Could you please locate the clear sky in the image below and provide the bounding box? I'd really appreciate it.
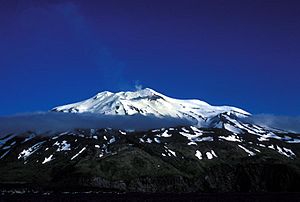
[0,0,299,116]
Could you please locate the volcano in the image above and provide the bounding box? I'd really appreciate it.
[1,88,300,193]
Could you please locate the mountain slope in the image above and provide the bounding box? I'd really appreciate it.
[51,88,285,138]
[1,126,300,193]
[52,88,249,125]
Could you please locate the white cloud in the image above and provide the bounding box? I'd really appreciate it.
[242,114,300,133]
[0,112,192,136]
[134,81,143,91]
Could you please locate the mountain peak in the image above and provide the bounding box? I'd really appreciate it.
[52,88,250,128]
[120,87,160,97]
[137,87,156,93]
[93,88,159,99]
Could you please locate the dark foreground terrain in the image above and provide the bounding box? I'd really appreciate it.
[1,126,300,194]
[1,192,300,202]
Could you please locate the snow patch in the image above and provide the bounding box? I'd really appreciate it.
[108,136,116,144]
[206,152,213,159]
[179,132,202,140]
[0,150,11,160]
[71,147,86,160]
[182,128,190,133]
[211,150,218,157]
[161,130,172,137]
[276,146,296,158]
[21,134,35,143]
[167,149,176,157]
[195,150,202,160]
[146,138,152,144]
[154,137,161,143]
[258,144,266,148]
[18,141,45,160]
[54,140,71,152]
[287,139,300,143]
[119,130,126,135]
[224,123,243,134]
[42,154,54,164]
[195,136,213,142]
[164,146,176,157]
[219,135,242,142]
[238,145,255,156]
[268,145,275,150]
[205,150,217,160]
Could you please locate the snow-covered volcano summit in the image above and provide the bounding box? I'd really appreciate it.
[52,88,250,126]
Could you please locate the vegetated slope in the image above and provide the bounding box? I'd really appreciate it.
[0,126,299,193]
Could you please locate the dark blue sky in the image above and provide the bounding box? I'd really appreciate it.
[0,0,299,115]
